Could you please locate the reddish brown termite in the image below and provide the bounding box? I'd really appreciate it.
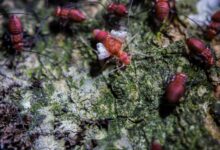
[186,38,215,67]
[89,1,128,18]
[153,0,176,23]
[106,2,128,17]
[211,10,220,22]
[150,140,163,150]
[154,0,171,22]
[93,29,131,66]
[7,15,24,52]
[84,1,129,28]
[54,6,86,22]
[165,73,187,103]
[206,10,220,40]
[1,13,56,75]
[2,14,46,53]
[93,29,109,42]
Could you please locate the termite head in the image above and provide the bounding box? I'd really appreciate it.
[206,22,220,40]
[107,3,117,12]
[119,51,131,65]
[206,28,217,40]
[8,15,23,34]
[54,6,62,17]
[93,29,109,42]
[211,10,220,22]
[175,73,188,83]
[107,3,128,17]
[69,9,86,22]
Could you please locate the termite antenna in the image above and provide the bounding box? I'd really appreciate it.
[103,64,125,76]
[127,0,134,33]
[129,51,155,58]
[78,35,98,55]
[32,15,50,44]
[171,10,205,33]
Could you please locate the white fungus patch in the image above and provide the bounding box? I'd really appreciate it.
[34,135,64,150]
[197,86,208,97]
[23,53,40,68]
[51,80,69,103]
[55,120,79,137]
[0,67,30,90]
[33,107,63,150]
[69,78,100,118]
[21,91,32,110]
[114,131,133,150]
[36,107,55,133]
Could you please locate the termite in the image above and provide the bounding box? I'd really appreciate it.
[85,1,129,28]
[106,2,128,17]
[186,38,215,67]
[211,10,220,22]
[54,6,86,23]
[0,13,58,80]
[2,14,47,54]
[50,2,88,34]
[93,29,131,66]
[153,0,176,23]
[154,0,171,22]
[188,10,220,40]
[164,73,187,103]
[89,1,128,17]
[206,10,220,40]
[150,140,163,150]
[4,15,25,53]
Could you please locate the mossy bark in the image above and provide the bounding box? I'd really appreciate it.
[0,0,220,149]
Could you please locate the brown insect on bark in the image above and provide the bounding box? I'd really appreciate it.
[153,0,177,24]
[54,6,86,23]
[186,38,215,67]
[164,72,187,103]
[2,14,35,54]
[206,10,220,40]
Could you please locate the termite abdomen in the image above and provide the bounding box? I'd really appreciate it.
[186,38,214,67]
[6,15,24,52]
[93,29,109,42]
[154,0,170,22]
[8,15,23,34]
[164,73,187,103]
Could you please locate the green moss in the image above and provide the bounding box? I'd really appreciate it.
[30,101,46,114]
[1,0,220,149]
[50,102,63,115]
